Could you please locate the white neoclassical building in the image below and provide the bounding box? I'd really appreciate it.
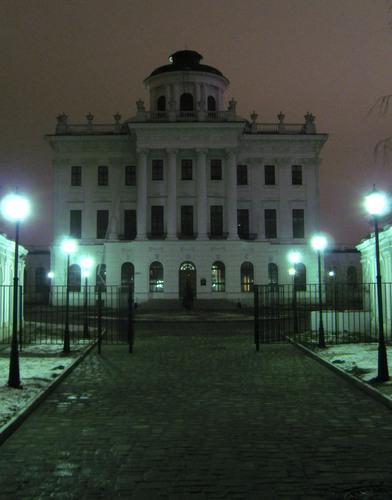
[46,50,328,305]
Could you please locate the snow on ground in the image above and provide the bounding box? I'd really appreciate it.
[313,343,392,399]
[0,344,86,430]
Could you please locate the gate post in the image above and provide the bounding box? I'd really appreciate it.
[97,288,102,354]
[128,285,134,354]
[254,286,260,352]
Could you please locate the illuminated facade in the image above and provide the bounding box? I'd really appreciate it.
[47,50,328,304]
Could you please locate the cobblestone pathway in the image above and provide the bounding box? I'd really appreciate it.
[0,327,392,499]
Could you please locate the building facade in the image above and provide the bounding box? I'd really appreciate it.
[47,50,328,305]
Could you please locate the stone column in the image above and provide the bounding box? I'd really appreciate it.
[196,149,208,240]
[226,149,238,240]
[167,149,178,239]
[136,149,148,239]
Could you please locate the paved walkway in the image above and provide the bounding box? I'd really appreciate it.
[0,325,392,499]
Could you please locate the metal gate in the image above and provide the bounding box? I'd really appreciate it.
[0,285,134,352]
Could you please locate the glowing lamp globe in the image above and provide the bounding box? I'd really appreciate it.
[1,194,31,222]
[328,270,335,277]
[47,271,55,279]
[61,238,77,255]
[288,267,296,276]
[80,257,93,277]
[311,235,328,252]
[288,251,302,264]
[364,190,388,216]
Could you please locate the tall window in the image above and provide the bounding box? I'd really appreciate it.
[292,209,305,238]
[211,261,225,292]
[181,206,194,236]
[241,262,254,292]
[97,210,109,239]
[149,261,164,292]
[121,262,134,288]
[237,165,248,185]
[181,159,193,180]
[264,209,277,239]
[35,267,47,293]
[180,93,194,111]
[125,165,136,186]
[210,159,222,180]
[124,210,136,240]
[151,206,164,236]
[98,166,109,186]
[152,159,164,180]
[70,210,82,239]
[95,264,106,292]
[71,166,81,186]
[210,205,223,236]
[157,95,166,111]
[292,165,302,185]
[207,96,216,111]
[268,263,279,285]
[237,209,249,239]
[347,266,358,286]
[69,264,81,292]
[264,165,275,185]
[294,263,306,291]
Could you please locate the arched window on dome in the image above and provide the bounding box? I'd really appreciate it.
[157,95,166,112]
[180,93,194,111]
[211,261,225,292]
[241,262,254,292]
[207,96,216,111]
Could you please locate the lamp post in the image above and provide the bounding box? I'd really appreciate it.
[0,193,31,388]
[328,270,338,343]
[61,238,77,354]
[47,271,54,306]
[311,234,328,348]
[80,257,93,338]
[364,186,390,382]
[288,251,302,335]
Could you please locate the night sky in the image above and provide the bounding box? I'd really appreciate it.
[1,0,392,248]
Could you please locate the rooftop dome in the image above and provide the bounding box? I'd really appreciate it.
[147,50,224,78]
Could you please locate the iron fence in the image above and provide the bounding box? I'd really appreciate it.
[254,283,392,348]
[0,285,134,351]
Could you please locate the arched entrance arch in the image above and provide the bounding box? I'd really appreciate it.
[179,261,197,299]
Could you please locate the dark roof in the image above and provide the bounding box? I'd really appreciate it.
[147,50,224,78]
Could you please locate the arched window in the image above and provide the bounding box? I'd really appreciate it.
[35,267,47,293]
[294,263,306,291]
[96,264,106,292]
[268,263,278,285]
[69,264,81,292]
[121,262,134,288]
[207,96,216,111]
[157,95,166,111]
[180,93,194,111]
[149,261,164,292]
[241,262,254,292]
[211,261,225,292]
[347,266,358,286]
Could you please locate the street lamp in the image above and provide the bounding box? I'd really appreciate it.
[0,192,31,388]
[61,238,77,353]
[80,256,93,338]
[328,270,338,343]
[288,251,302,335]
[364,185,390,382]
[311,234,328,348]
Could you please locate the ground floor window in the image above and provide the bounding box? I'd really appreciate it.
[212,261,225,292]
[96,264,107,292]
[121,262,134,288]
[69,264,81,292]
[149,261,164,292]
[241,262,254,292]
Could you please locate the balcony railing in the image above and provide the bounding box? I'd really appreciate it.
[208,232,229,240]
[147,232,167,240]
[177,232,198,240]
[239,233,257,241]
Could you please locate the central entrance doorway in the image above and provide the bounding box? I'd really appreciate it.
[179,262,197,300]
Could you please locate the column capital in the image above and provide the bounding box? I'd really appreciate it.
[225,148,238,158]
[196,148,208,157]
[136,148,148,157]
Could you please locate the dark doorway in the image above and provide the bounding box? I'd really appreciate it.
[179,262,197,299]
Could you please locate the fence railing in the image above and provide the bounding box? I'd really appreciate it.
[0,285,134,349]
[254,283,392,348]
